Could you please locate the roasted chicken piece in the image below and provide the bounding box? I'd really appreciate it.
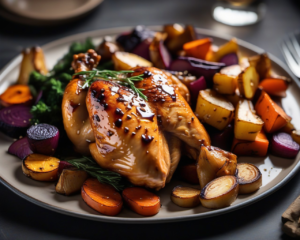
[87,80,170,190]
[197,145,237,189]
[132,67,210,150]
[165,134,181,183]
[62,49,100,155]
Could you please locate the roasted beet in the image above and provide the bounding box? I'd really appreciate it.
[8,136,32,160]
[270,132,300,158]
[27,123,59,155]
[116,26,155,52]
[159,41,172,69]
[207,124,234,151]
[57,161,74,178]
[132,39,151,61]
[0,105,32,138]
[189,76,207,103]
[220,53,239,66]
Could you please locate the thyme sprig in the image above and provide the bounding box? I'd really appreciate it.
[67,156,125,191]
[74,70,147,100]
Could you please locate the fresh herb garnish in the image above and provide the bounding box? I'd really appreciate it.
[67,156,125,191]
[74,70,147,100]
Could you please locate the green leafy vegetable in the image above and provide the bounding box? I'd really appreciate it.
[67,156,125,191]
[74,70,147,100]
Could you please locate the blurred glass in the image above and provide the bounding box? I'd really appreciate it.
[212,0,266,26]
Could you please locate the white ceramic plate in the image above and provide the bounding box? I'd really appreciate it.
[0,26,300,224]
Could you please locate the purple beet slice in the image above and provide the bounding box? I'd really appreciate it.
[220,53,239,66]
[270,132,300,158]
[0,105,32,138]
[8,136,32,160]
[27,123,59,155]
[132,39,151,61]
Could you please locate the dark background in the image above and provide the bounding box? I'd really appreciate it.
[0,0,300,239]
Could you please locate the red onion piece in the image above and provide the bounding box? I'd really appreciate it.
[159,41,172,69]
[220,53,239,66]
[189,76,207,103]
[0,105,32,138]
[270,132,300,158]
[132,39,151,61]
[8,136,33,160]
[27,123,59,155]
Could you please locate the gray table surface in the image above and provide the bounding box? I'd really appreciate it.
[0,0,300,239]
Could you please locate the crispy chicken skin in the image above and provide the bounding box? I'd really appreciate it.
[132,67,210,150]
[62,49,100,155]
[197,145,237,189]
[86,80,170,190]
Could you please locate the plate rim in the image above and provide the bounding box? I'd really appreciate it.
[0,25,300,224]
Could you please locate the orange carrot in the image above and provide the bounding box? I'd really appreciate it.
[122,187,161,216]
[81,178,123,216]
[0,85,33,107]
[231,131,269,157]
[255,91,291,133]
[259,78,289,98]
[183,38,212,60]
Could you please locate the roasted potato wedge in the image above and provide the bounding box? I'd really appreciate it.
[200,175,239,209]
[22,154,60,181]
[237,66,259,99]
[248,53,271,80]
[56,169,88,195]
[292,130,300,145]
[226,88,243,107]
[171,186,201,208]
[195,89,234,130]
[112,51,152,70]
[213,73,237,95]
[220,64,242,77]
[234,99,264,141]
[17,46,48,85]
[197,145,237,189]
[163,24,185,42]
[208,38,238,62]
[236,163,262,194]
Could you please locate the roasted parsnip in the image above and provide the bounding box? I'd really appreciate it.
[22,154,60,181]
[236,163,262,194]
[200,175,239,209]
[195,89,234,131]
[197,145,237,189]
[234,99,264,141]
[171,186,201,208]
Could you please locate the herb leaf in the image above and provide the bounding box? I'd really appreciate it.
[67,156,125,191]
[74,70,147,100]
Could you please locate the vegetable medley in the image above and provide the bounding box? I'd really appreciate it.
[1,24,300,217]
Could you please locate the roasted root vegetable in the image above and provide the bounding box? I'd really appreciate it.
[259,77,289,98]
[281,122,296,134]
[183,38,212,60]
[236,163,262,194]
[231,130,269,157]
[197,145,237,189]
[226,88,243,107]
[149,32,171,69]
[234,100,264,141]
[97,39,122,61]
[248,53,271,80]
[255,91,291,133]
[237,66,259,99]
[195,89,234,130]
[189,76,207,102]
[122,187,160,216]
[82,178,123,216]
[171,186,201,208]
[17,46,48,85]
[0,85,33,107]
[208,123,234,151]
[220,53,239,66]
[208,38,238,62]
[220,64,242,77]
[200,175,239,209]
[27,124,59,155]
[213,73,237,95]
[0,105,32,138]
[8,136,32,160]
[22,154,60,181]
[178,163,199,184]
[112,51,152,70]
[132,39,151,61]
[292,130,300,145]
[56,169,88,195]
[270,132,299,158]
[163,24,184,42]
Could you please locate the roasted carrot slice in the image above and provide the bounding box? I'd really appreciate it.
[81,178,123,216]
[0,85,33,107]
[183,38,212,60]
[259,78,289,98]
[255,91,291,133]
[122,187,161,216]
[231,131,269,157]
